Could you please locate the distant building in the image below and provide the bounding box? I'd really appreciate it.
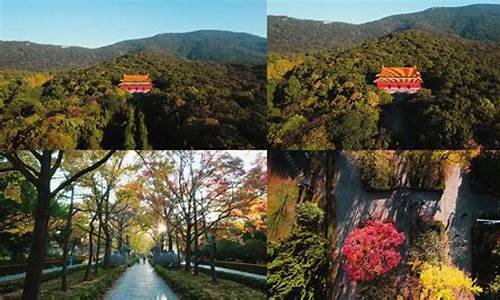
[374,66,422,93]
[119,74,153,93]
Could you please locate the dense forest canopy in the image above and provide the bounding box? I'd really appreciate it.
[0,30,267,71]
[0,52,266,149]
[269,30,500,149]
[269,4,500,53]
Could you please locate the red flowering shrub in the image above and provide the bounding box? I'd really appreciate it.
[342,221,405,281]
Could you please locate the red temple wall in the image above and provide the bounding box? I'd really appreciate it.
[120,84,153,93]
[376,82,421,89]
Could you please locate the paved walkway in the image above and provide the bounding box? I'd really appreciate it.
[104,262,177,300]
[0,263,85,283]
[197,264,266,281]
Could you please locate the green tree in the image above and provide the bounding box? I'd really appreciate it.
[268,202,329,299]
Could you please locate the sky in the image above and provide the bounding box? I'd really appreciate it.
[268,0,500,24]
[0,0,266,48]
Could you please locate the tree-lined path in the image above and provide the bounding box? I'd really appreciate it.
[0,150,267,299]
[104,262,177,300]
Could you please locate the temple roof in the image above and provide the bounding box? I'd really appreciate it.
[376,66,421,78]
[121,74,151,82]
[376,78,423,84]
[374,66,422,83]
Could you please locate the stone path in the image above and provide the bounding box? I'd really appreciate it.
[0,263,85,283]
[104,261,177,300]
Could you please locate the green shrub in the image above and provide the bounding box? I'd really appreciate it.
[0,257,85,276]
[404,151,445,191]
[214,240,241,261]
[154,266,211,300]
[72,266,126,300]
[295,201,324,230]
[357,151,398,191]
[488,275,500,295]
[268,202,329,299]
[239,239,266,264]
[408,219,446,271]
[0,264,87,293]
[197,267,267,292]
[199,238,266,264]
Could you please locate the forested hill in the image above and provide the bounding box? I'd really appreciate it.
[269,4,500,53]
[268,30,500,149]
[0,52,266,149]
[0,30,267,71]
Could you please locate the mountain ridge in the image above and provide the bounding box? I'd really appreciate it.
[0,30,267,71]
[269,4,500,53]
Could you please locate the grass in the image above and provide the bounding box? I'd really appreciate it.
[155,266,267,300]
[4,266,123,300]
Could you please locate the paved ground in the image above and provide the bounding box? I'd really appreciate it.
[197,264,266,281]
[0,263,85,283]
[330,152,499,298]
[104,262,177,300]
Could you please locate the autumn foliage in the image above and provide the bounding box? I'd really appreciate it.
[419,263,483,299]
[342,221,405,281]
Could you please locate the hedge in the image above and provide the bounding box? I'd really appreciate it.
[0,264,87,293]
[154,266,211,300]
[0,257,85,276]
[197,266,267,292]
[357,151,446,192]
[357,152,398,192]
[198,260,266,275]
[71,266,126,300]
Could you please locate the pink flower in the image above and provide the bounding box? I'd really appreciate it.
[342,221,405,281]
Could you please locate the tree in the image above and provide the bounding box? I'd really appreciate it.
[78,153,132,275]
[60,184,75,291]
[419,263,483,299]
[330,109,379,149]
[0,173,37,261]
[342,221,405,281]
[0,150,115,299]
[141,150,265,280]
[268,202,329,299]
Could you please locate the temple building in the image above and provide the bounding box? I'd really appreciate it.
[118,74,153,94]
[374,66,423,93]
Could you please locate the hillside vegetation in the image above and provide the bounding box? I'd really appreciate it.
[0,53,266,149]
[268,30,500,149]
[0,30,266,71]
[269,4,500,53]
